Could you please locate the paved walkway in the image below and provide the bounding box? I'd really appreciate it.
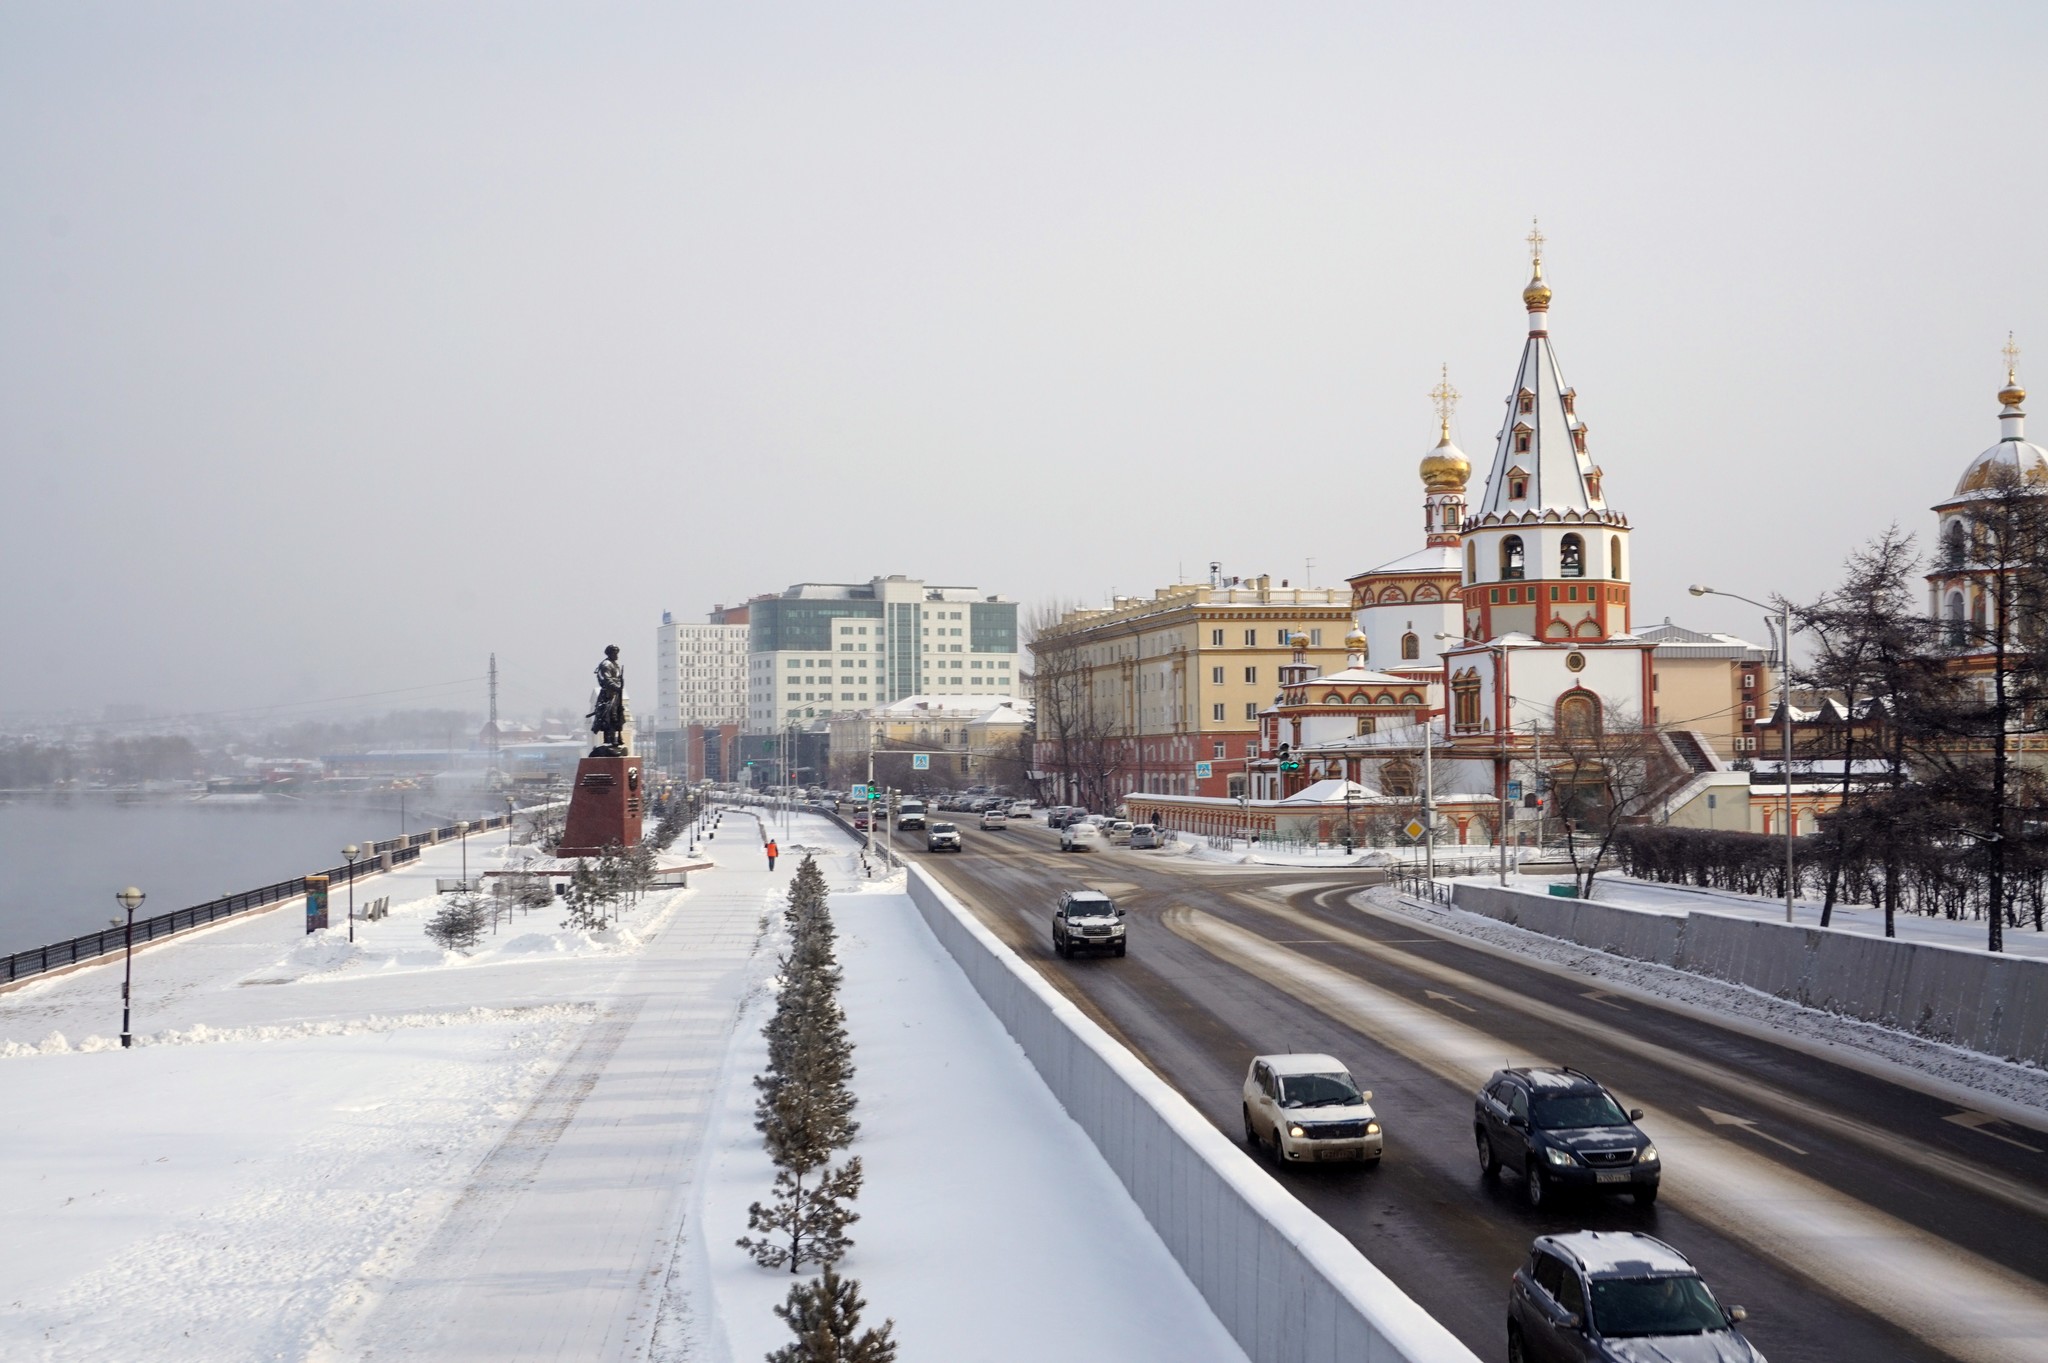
[336,818,785,1362]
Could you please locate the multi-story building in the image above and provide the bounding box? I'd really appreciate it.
[744,576,1021,733]
[1029,574,1356,803]
[654,606,750,731]
[1635,620,1775,761]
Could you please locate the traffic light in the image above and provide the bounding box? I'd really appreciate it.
[1277,742,1300,773]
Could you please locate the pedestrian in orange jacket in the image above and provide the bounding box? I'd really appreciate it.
[766,839,779,871]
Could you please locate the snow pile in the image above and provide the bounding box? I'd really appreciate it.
[0,1003,598,1059]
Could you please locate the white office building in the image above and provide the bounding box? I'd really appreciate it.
[744,575,1021,732]
[653,610,749,730]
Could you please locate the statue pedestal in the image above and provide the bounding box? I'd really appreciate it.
[557,756,645,857]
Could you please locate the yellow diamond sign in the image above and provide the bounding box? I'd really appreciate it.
[1404,819,1426,840]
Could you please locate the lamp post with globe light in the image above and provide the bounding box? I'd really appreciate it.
[115,886,144,1048]
[1691,584,1796,922]
[343,845,360,942]
[456,820,471,889]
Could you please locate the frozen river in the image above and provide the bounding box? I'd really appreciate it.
[0,795,507,957]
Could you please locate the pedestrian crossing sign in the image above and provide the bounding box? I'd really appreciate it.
[852,784,870,800]
[913,754,930,770]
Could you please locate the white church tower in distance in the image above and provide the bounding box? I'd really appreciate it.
[1442,224,1653,742]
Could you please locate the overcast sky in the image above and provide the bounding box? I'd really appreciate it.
[4,2,2045,723]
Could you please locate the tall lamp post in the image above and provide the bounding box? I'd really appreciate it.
[1691,585,1796,923]
[342,845,360,942]
[115,886,145,1048]
[455,820,471,889]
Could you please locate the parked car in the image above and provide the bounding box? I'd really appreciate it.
[1475,1067,1659,1207]
[1051,889,1126,958]
[1059,821,1105,853]
[979,809,1009,830]
[1129,823,1161,849]
[1106,820,1135,845]
[1508,1232,1759,1363]
[1241,1054,1383,1165]
[926,822,961,852]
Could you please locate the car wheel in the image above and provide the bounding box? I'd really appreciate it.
[1635,1183,1659,1206]
[1507,1324,1527,1363]
[1270,1129,1288,1168]
[1525,1165,1548,1209]
[1113,942,1126,957]
[1243,1107,1259,1148]
[1477,1130,1499,1179]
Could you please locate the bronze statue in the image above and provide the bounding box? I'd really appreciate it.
[589,644,627,755]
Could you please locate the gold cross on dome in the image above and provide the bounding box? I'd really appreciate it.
[1430,364,1460,435]
[2005,331,2022,382]
[1527,218,1545,266]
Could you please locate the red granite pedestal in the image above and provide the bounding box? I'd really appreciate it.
[557,755,645,857]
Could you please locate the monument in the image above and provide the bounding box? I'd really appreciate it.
[557,644,645,857]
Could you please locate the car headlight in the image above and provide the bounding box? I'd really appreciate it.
[1288,1124,1306,1138]
[1639,1144,1659,1164]
[1544,1146,1575,1167]
[1365,1121,1381,1136]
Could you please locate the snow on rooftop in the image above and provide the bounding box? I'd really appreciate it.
[1545,1231,1696,1278]
[1262,1052,1349,1075]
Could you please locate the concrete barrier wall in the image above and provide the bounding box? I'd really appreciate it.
[905,866,1479,1363]
[1447,881,2048,1065]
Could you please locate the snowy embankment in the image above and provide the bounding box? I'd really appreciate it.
[666,814,1250,1363]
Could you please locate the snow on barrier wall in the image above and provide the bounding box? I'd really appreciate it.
[905,865,1479,1363]
[1448,882,2048,1065]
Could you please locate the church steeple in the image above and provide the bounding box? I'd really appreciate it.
[1420,364,1471,546]
[2001,332,2028,443]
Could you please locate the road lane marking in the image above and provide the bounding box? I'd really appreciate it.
[1165,906,2048,1363]
[1698,1106,1809,1155]
[1947,1110,2045,1153]
[1230,887,2048,1226]
[1423,990,1477,1013]
[1580,989,1630,1010]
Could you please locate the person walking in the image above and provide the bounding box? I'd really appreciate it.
[765,838,779,871]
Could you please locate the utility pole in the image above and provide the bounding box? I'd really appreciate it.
[487,653,500,778]
[1423,719,1436,886]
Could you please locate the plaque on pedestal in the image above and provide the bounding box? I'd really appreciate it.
[558,756,645,857]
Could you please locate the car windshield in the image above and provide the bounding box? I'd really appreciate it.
[1531,1092,1630,1129]
[1069,900,1113,917]
[931,824,955,833]
[1277,1073,1362,1109]
[1589,1275,1727,1338]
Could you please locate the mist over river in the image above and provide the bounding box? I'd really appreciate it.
[0,795,509,958]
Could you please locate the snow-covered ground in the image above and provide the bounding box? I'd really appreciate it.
[1467,870,2048,962]
[0,807,1246,1363]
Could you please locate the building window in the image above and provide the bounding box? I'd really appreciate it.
[1211,666,1224,684]
[1560,533,1584,578]
[1213,741,1226,758]
[1466,541,1478,583]
[1245,702,1258,720]
[1609,535,1623,578]
[1401,632,1420,660]
[1211,628,1224,646]
[1243,666,1257,683]
[1514,436,1529,457]
[1518,390,1534,415]
[1500,536,1525,580]
[1382,761,1417,798]
[1557,690,1602,737]
[1244,629,1257,646]
[1212,703,1225,721]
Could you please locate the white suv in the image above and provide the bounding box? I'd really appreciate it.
[1242,1054,1383,1166]
[1052,890,1126,958]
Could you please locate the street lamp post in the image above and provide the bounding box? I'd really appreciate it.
[115,886,145,1048]
[343,844,360,942]
[455,820,471,889]
[1691,585,1796,923]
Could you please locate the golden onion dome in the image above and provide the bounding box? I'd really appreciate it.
[1523,261,1552,311]
[2001,379,2027,408]
[1344,628,1368,649]
[1289,632,1309,649]
[1420,433,1471,492]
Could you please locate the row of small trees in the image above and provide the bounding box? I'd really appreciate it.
[741,855,895,1362]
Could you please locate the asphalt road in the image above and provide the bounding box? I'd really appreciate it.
[894,818,2048,1363]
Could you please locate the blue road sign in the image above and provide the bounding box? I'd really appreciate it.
[913,754,930,770]
[1195,761,1213,780]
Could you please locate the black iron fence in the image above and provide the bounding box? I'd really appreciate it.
[1392,867,1452,905]
[0,812,515,986]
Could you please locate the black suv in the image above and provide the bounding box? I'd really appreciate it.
[1508,1232,1761,1363]
[1475,1067,1659,1207]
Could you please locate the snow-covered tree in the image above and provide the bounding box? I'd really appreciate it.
[765,1266,897,1363]
[739,1157,864,1273]
[424,894,487,952]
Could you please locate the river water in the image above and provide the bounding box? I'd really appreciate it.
[0,795,510,958]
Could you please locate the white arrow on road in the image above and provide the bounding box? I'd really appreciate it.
[1424,989,1476,1013]
[1580,989,1629,1010]
[1945,1110,2044,1153]
[1699,1106,1808,1155]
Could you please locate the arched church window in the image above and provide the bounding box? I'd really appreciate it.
[1382,761,1417,798]
[1560,534,1585,578]
[1943,520,1967,570]
[1501,536,1526,580]
[1466,542,1478,583]
[1556,690,1601,737]
[1972,592,1988,637]
[1608,535,1623,578]
[1401,632,1420,660]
